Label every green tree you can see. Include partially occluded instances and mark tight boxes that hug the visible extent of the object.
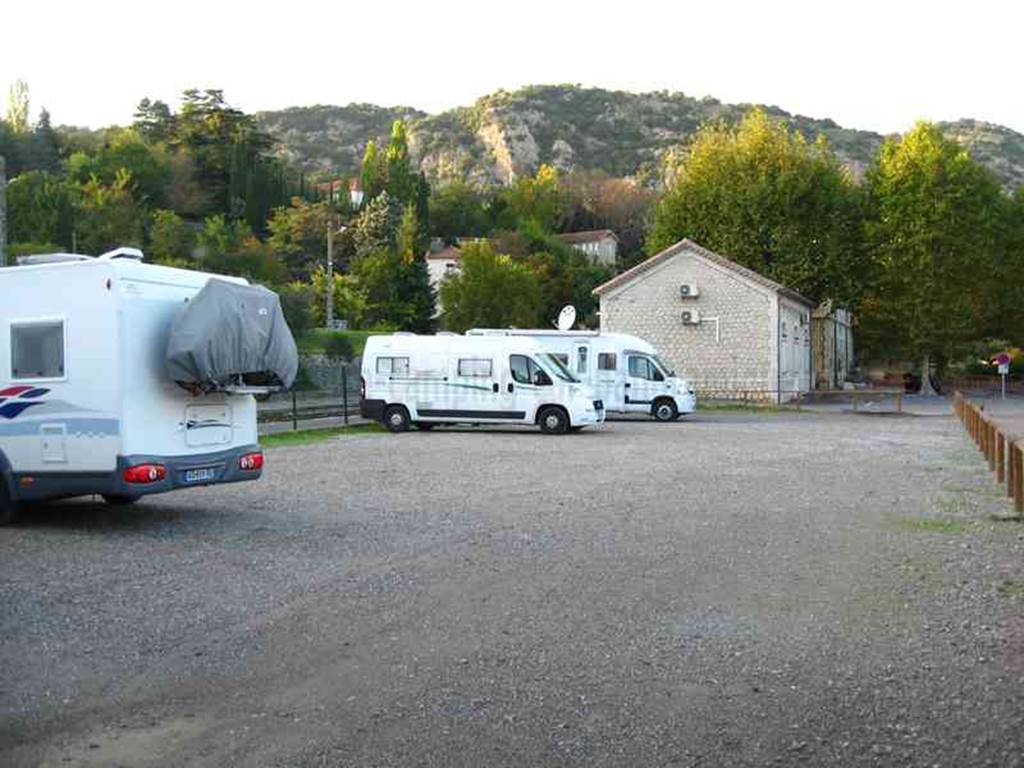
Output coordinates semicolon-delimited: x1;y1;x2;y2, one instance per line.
5;80;30;134
66;128;172;207
648;108;865;303
5;170;75;248
197;214;287;283
439;241;542;331
75;170;145;255
310;266;367;328
266;197;334;279
360;140;385;200
429;181;490;241
860;122;1008;389
385;120;415;203
276;282;317;337
351;248;435;332
148;209;195;265
351;190;402;260
502;164;567;232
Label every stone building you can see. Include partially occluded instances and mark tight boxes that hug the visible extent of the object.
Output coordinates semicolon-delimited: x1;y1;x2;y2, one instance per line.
555;229;618;266
593;239;814;402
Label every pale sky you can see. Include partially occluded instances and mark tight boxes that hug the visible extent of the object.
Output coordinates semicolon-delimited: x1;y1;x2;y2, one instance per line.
2;0;1020;134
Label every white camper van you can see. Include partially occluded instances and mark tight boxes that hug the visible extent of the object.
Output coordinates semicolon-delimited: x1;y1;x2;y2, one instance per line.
467;329;696;421
0;249;298;523
360;334;606;434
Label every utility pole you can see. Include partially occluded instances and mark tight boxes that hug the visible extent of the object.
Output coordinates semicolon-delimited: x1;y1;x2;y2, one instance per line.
325;220;347;329
0;155;7;267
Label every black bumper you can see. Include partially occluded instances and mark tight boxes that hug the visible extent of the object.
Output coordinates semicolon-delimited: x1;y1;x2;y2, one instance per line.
360;398;386;422
12;444;263;502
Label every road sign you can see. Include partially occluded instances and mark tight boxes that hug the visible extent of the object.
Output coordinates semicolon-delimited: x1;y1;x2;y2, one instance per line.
996;352;1011;366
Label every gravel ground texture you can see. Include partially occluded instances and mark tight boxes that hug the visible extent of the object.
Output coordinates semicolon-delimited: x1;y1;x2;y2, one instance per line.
1;411;1023;767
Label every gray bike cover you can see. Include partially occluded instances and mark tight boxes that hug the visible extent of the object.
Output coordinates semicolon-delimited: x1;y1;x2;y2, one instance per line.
165;279;298;391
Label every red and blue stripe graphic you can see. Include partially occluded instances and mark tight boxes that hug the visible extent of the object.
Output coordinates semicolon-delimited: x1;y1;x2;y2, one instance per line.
0;386;50;419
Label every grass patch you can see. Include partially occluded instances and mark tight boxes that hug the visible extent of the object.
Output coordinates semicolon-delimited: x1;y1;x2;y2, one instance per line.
260;422;384;448
890;516;968;534
699;402;793;414
996;579;1024;597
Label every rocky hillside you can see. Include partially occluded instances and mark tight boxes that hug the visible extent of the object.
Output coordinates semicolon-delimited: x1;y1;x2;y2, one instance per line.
255;85;1024;189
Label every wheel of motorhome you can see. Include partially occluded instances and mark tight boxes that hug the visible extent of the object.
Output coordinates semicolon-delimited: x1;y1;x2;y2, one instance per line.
653;398;678;422
0;247;298;512
0;478;19;525
384;405;411;433
360;334;605;434
538;406;569;435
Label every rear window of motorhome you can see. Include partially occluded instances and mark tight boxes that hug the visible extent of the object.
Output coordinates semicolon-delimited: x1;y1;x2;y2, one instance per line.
11;320;65;379
457;359;492;377
598;353;617;371
376;356;410;376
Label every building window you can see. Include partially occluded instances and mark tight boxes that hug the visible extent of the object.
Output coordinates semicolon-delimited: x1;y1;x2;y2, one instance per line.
11;320;65;379
457;358;492;377
376;356;410;376
598;352;617;371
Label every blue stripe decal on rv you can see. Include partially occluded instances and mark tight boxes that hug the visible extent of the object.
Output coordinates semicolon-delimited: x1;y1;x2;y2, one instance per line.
0;418;120;437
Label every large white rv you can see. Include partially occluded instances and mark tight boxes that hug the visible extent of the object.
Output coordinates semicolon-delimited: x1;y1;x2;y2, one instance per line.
360;334;606;434
0;249;298;523
466;329;696;421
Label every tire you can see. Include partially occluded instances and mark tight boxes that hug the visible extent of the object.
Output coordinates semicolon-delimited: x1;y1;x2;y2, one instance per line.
384;405;411;433
652;399;678;422
538;406;569;435
102;494;141;506
413;422;435;431
0;478;19;526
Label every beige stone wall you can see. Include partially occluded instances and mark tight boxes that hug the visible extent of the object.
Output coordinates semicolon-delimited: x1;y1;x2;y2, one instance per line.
599;253;780;400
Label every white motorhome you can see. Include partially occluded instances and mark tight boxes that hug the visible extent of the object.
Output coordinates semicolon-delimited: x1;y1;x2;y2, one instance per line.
360;334;606;434
466;329;696;421
0;249;298;523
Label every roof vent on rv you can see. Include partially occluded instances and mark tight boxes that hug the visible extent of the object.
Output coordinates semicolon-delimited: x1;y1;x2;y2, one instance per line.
98;247;144;261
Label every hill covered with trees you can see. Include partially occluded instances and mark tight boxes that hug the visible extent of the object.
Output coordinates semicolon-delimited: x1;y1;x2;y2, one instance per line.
254;84;1024;189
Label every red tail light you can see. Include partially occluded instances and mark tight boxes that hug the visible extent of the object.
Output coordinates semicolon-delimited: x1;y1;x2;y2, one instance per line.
123;463;166;484
239;452;263;471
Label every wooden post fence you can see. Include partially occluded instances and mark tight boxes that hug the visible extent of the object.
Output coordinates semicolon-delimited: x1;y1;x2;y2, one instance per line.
954;390;1023;518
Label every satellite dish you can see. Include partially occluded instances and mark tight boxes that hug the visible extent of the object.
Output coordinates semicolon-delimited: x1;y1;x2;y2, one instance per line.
556;305;577;331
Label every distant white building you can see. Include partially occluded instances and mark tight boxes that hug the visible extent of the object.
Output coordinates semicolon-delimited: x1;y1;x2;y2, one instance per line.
556;229;618;266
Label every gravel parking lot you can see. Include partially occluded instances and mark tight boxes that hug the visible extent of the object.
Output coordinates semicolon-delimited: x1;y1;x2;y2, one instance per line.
2;411;1023;767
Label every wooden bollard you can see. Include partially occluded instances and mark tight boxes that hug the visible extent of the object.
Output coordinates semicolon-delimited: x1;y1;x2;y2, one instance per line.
996;431;1005;484
1015;443;1024;515
989;423;996;470
1010;439;1017;498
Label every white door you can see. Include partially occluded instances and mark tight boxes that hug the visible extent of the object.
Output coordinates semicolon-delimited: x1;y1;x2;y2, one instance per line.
594;350;624;411
625;354;665;413
503;354;554;422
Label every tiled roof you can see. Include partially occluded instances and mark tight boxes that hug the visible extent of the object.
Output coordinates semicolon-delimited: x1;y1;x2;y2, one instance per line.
555;229;618;244
591;239;813;305
425;245;462;261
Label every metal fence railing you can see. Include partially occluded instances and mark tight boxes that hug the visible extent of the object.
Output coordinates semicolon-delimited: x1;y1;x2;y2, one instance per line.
257;361;361;431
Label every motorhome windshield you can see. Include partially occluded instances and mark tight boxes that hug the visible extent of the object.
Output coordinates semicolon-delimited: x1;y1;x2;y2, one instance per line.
652;355;675;377
543;353;580;383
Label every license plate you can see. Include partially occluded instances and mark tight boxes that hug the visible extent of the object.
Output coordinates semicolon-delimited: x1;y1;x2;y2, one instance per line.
183;467;218;484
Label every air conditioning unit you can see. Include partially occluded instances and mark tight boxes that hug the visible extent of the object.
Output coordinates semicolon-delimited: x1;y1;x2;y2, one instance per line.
681;309;701;325
679;282;699;298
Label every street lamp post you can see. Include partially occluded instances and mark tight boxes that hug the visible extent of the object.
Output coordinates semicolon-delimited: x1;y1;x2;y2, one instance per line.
325;221;347;329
